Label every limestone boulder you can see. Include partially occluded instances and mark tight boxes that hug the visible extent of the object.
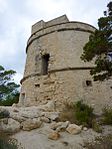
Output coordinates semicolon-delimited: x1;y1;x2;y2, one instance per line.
38;101;56;112
19;110;40;119
0;118;20;133
12;108;19;112
50;121;70;132
21;118;42;131
50;122;63;130
0;118;8;124
12;103;18;108
83;127;88;131
48;131;60;140
10;113;27;123
40;116;50;123
42;112;59;121
66;124;81;135
9;106;41;121
56;121;70;132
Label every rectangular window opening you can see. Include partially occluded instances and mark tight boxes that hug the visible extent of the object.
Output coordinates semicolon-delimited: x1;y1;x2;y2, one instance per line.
35;84;40;87
41;54;50;75
21;93;25;105
86;80;92;87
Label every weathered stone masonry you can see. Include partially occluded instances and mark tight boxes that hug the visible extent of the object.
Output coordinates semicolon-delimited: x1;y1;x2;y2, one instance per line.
19;15;112;113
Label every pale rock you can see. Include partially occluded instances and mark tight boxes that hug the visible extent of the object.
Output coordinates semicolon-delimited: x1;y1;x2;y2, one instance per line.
1;118;8;124
83;127;88;131
13;108;19;112
38;101;56;112
56;127;64;132
61;121;70;128
50;122;63;130
12;103;18;108
56;121;70;132
50;121;70;131
10;113;27;123
50;122;57;130
8;107;41;122
43;112;59;121
21;118;42;131
40;116;50;123
66;124;81;135
0;118;20;133
19;111;40;119
48;131;60;140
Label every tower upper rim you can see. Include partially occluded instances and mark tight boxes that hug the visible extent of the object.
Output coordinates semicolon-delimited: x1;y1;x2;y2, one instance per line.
26;21;96;53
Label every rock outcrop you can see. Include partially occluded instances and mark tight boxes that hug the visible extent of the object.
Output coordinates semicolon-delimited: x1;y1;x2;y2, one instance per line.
0;106;82;135
21;118;42;131
0;118;20;133
0;106;112;149
66;124;82;135
48;131;60;140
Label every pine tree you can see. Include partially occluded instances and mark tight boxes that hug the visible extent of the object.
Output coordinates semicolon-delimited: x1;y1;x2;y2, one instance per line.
81;2;112;81
0;65;19;100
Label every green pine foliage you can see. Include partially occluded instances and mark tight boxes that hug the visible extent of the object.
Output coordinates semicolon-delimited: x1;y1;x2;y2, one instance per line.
0;65;20;105
0;92;19;106
81;2;112;81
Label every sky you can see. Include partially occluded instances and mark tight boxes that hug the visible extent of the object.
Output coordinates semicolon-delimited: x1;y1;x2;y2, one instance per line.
0;0;110;84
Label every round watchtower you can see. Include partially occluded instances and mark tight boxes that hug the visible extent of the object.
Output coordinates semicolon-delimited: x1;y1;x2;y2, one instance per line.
19;15;112;112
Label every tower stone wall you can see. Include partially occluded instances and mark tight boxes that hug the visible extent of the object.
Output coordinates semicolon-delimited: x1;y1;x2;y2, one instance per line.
19;15;112;113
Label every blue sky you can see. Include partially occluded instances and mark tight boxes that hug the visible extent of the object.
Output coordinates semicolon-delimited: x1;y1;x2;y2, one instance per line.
0;0;110;84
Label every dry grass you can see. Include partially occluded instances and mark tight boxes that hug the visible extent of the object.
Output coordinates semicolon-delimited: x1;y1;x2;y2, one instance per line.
84;134;112;149
58;102;77;123
102;107;112;125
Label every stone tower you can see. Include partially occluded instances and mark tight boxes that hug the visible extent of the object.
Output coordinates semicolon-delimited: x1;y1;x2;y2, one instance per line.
19;15;112;112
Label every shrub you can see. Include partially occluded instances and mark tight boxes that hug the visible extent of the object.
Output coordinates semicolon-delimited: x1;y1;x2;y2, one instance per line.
102;107;112;125
0;138;18;149
75;101;94;127
92;119;102;133
0;134;24;149
59;100;94;127
0;135;18;149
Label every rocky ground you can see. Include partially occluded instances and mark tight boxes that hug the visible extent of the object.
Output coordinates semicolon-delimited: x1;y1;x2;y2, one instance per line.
0;101;112;149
